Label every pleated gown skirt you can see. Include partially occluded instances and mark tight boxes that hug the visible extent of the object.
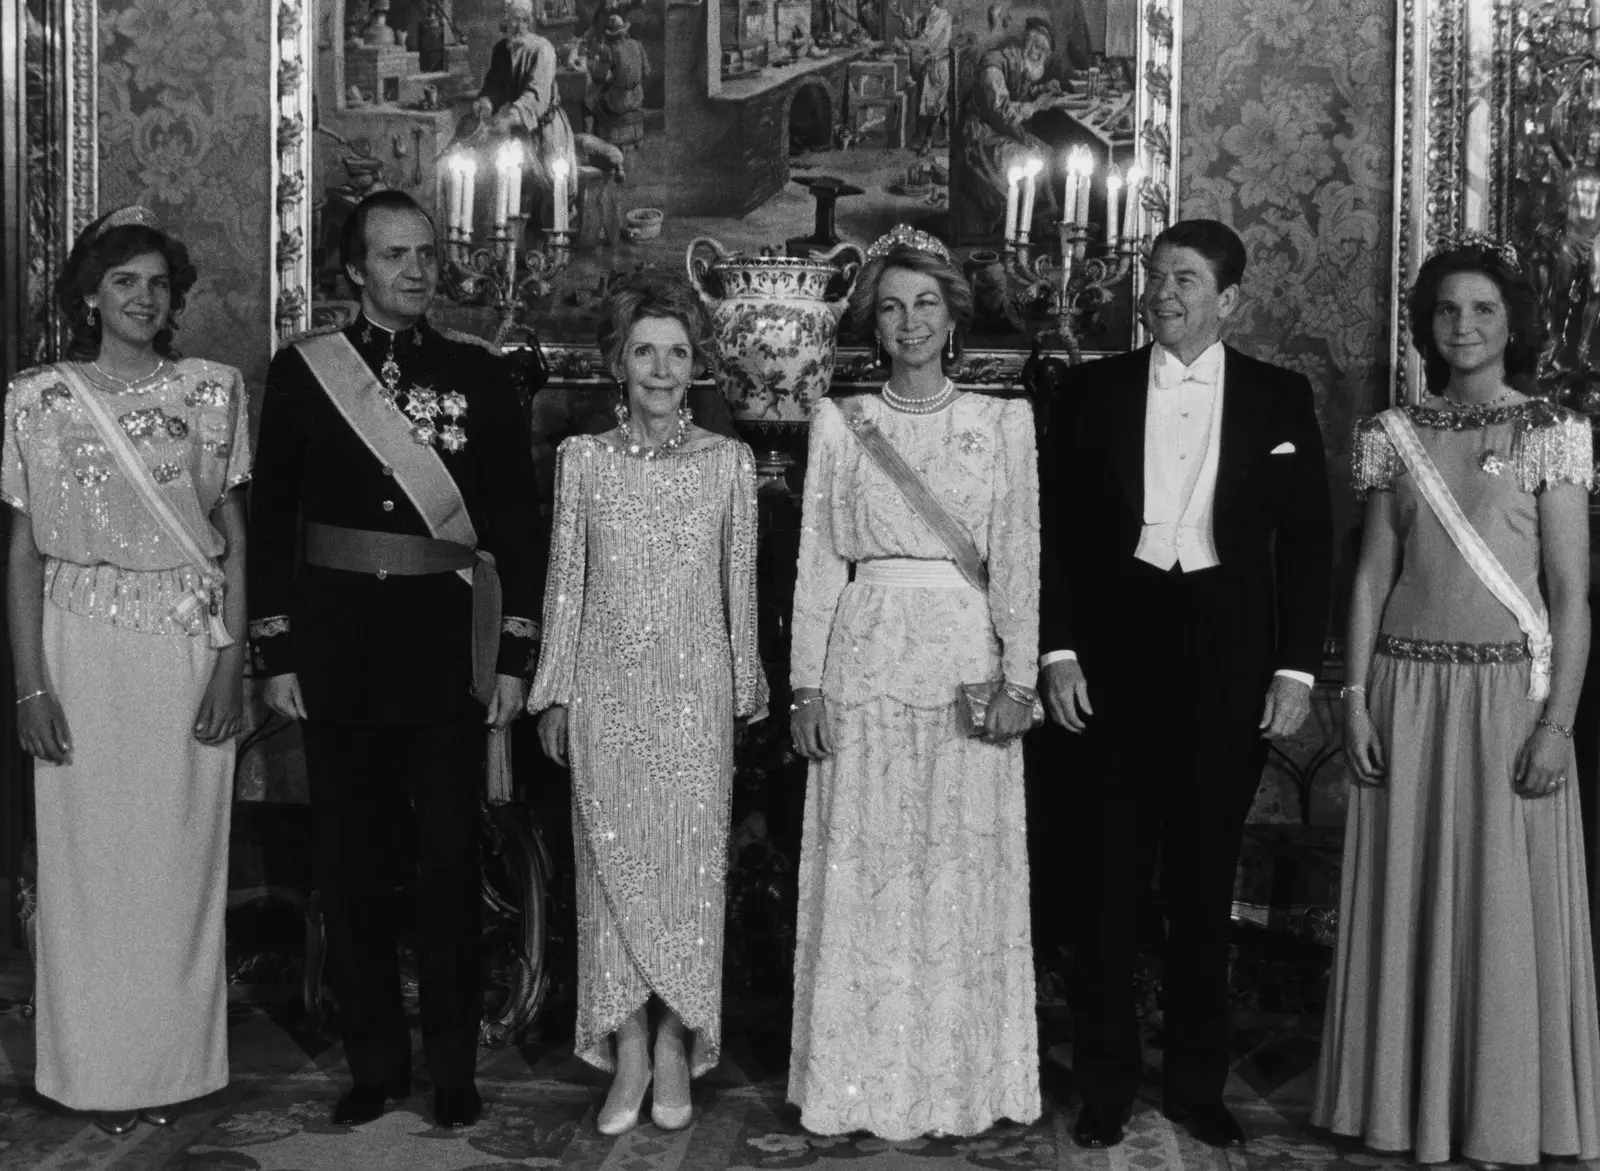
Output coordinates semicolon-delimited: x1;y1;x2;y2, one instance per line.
1312;652;1600;1164
32;602;233;1110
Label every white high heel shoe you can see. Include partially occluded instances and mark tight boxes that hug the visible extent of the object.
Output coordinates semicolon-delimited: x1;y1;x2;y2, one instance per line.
597;1066;652;1137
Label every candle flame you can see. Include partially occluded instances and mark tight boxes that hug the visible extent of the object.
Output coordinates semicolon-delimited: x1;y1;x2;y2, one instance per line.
552;158;570;180
449;152;477;178
495;140;524;168
1125;163;1144;186
1106;172;1123;191
1007;164;1024;183
1023;155;1044;178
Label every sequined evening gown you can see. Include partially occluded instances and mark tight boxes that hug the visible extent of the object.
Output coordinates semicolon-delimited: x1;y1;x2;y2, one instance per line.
1;359;251;1109
1313;400;1600;1164
529;433;767;1076
787;392;1042;1139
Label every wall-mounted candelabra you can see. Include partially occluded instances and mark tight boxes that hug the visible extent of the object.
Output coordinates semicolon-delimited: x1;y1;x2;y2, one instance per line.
438;139;572;345
1000;145;1154;362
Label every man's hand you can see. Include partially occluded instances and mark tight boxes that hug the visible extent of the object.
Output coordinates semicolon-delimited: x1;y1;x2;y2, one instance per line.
484;673;527;732
1042;658;1092;733
263;672;308;721
1259;675;1311;739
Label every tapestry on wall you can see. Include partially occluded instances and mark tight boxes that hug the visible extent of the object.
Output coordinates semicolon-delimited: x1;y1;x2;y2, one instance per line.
98;0;272;392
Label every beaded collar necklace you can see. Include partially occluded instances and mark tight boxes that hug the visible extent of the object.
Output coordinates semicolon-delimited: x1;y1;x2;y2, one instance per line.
613;405;694;459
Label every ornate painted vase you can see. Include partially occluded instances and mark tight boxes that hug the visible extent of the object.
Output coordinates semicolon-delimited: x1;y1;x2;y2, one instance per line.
685;238;864;423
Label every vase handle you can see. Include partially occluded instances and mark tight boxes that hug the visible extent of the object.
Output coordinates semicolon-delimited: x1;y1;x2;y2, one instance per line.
685;236;730;300
824;242;866;311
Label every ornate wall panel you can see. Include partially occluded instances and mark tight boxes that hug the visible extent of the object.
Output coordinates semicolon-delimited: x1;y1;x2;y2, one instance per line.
98;0;274;390
1178;0;1395;521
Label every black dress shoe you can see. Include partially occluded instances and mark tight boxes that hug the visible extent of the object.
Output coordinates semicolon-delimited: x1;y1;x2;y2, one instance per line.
332;1077;411;1126
1163;1102;1245;1148
434;1084;482;1129
1074;1101;1132;1149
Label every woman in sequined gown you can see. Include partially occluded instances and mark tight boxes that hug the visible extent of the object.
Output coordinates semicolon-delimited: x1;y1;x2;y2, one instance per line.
3;209;250;1131
1313;241;1600;1165
787;227;1042;1139
529;273;767;1135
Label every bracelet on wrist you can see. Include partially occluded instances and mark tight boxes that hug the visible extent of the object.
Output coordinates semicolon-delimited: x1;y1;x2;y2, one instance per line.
14;689;46;706
1340;685;1367;702
1537;716;1576;739
789;694;824;712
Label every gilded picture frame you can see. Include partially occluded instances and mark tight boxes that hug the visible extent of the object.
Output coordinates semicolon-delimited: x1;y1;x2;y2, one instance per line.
271;0;1181;386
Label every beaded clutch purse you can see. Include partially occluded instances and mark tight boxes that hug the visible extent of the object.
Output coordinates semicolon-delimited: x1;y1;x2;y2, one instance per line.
955;682;1046;738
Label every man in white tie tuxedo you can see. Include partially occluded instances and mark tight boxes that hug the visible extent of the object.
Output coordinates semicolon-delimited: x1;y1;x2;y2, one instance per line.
1037;220;1332;1150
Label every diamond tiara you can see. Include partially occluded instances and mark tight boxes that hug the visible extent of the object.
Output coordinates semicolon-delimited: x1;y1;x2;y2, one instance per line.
866;223;952;263
93;205;162;238
1435;230;1521;271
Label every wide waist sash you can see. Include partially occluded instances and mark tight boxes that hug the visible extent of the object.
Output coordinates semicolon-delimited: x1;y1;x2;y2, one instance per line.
855;557;975;590
304;522;476;577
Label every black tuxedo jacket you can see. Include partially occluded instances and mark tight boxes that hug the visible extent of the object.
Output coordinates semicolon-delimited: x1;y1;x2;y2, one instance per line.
1039;343;1332;687
247;317;543;726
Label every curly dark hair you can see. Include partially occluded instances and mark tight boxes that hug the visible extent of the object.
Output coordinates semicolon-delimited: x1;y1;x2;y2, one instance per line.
846;244;975;370
594;270;719;384
56;215;198;360
1408;243;1543;392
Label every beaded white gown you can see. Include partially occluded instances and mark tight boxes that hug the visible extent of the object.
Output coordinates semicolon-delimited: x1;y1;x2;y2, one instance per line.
529;433;767;1075
2;359;250;1109
787;392;1041;1139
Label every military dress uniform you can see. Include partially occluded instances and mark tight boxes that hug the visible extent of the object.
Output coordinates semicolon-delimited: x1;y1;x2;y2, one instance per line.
247;314;541;1093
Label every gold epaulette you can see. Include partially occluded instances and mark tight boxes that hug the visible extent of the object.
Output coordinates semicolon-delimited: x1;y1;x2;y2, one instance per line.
432;323;503;355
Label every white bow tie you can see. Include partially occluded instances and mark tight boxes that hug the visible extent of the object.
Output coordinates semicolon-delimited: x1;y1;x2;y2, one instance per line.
1152;363;1213;391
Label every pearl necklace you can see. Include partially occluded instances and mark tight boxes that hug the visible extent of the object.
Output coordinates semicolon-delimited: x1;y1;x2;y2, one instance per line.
882;377;959;414
619;406;694;460
88;356;167;394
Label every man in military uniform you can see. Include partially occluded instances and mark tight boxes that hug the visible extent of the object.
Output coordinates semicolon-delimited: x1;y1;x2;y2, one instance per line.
248;190;541;1130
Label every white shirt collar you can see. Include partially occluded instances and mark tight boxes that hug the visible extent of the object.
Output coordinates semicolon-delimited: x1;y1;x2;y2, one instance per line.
1150;341;1225;390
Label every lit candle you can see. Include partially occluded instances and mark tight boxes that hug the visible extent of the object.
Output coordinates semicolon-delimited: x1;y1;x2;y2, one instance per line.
552;157;571;236
1105;170;1122;247
1061;153;1078;230
1122;164;1143;241
1019;156;1043;240
1004;165;1022;242
1073;148;1093;231
493;141;521;230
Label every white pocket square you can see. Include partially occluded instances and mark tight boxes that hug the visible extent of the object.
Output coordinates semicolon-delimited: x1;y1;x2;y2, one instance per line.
1270;441;1296;455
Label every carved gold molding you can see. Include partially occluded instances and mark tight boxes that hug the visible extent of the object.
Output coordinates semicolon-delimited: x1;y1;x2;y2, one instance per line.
271;0;314;347
68;0;97;238
1133;0;1180;346
1390;0;1498;402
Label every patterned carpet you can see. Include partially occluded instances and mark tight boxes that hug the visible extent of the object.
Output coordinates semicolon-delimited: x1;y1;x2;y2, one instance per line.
0;980;1573;1171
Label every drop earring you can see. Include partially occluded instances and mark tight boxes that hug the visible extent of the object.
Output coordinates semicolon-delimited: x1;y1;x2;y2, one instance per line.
86;306;97;327
945;329;955;360
876;336;887;367
613;400;630;427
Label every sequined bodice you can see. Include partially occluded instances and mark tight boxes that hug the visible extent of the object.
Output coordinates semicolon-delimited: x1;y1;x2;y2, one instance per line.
2;359;252;570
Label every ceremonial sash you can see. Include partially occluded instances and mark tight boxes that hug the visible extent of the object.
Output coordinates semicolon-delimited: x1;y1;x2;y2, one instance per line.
56;364;235;648
295;332;512;800
836;398;990;592
1378;407;1553;701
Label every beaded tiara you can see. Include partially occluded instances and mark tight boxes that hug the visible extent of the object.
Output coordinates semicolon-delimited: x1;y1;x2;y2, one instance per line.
1434;230;1521;271
866;223;952;263
93;205;162;238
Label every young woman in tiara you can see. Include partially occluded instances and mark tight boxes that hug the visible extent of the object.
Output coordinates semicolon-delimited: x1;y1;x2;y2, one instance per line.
787;224;1042;1139
4;207;250;1133
1313;236;1600;1166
